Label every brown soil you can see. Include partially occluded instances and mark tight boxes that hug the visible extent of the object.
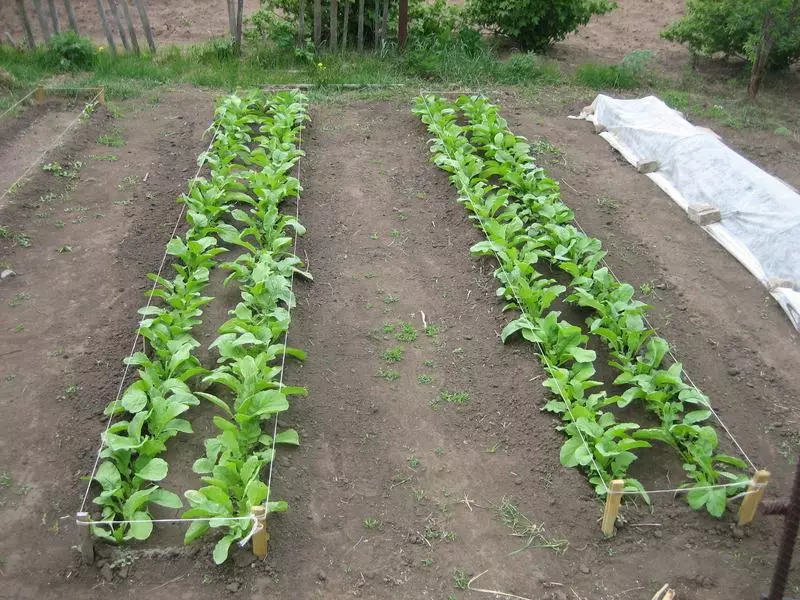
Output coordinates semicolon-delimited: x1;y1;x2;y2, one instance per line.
0;87;799;600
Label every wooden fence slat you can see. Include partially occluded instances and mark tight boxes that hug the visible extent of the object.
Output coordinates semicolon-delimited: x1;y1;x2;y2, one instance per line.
107;0;130;51
313;0;321;46
357;0;364;50
64;0;79;33
47;0;60;34
330;0;338;51
32;0;51;42
95;0;117;54
132;0;155;52
119;0;140;53
15;0;36;48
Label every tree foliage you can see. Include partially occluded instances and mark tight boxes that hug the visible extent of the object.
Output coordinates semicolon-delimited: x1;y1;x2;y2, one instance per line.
465;0;616;52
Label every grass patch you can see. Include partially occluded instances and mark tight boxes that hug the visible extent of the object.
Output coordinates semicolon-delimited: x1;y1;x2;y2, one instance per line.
376;368;400;381
97;126;125;147
395;322;417;342
494;496;569;554
575;50;655;90
381;346;405;363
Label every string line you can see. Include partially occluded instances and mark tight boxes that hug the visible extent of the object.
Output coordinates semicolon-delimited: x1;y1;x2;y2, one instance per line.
0;88;37;120
78;121;222;513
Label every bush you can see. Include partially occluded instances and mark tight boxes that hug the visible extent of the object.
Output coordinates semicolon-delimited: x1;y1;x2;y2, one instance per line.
45;32;97;71
466;0;616;51
575;50;655;89
662;0;800;71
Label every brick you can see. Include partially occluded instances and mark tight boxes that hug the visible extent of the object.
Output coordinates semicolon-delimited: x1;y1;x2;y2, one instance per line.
687;203;721;226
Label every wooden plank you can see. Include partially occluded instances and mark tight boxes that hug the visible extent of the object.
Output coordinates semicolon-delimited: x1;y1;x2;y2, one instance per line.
119;0;140;54
32;0;51;42
341;0;350;50
601;479;624;537
64;0;80;33
107;0;130;52
15;0;36;49
94;0;117;54
329;0;338;51
357;0;364;50
132;0;156;52
738;469;770;526
313;0;321;46
47;0;60;34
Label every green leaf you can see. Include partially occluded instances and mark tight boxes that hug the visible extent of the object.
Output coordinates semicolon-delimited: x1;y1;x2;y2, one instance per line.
150;489;183;509
121;386;148;413
684;409;712;424
568;347;596;363
128;511;153;540
213;534;236;565
274;429;300;446
184;520;210;544
136;458;169;482
197;392;233;417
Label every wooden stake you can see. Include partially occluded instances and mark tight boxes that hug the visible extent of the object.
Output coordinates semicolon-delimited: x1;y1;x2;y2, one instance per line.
76;512;94;564
329;0;338;51
119;0;140;54
313;0;321;46
33;0;51;42
341;0;350;50
95;0;117;55
35;86;45;104
601;479;624;537
97;87;106;105
357;0;364;50
132;0;156;52
47;0;60;34
251;505;268;558
64;0;79;33
298;0;306;42
15;0;36;49
107;0;130;52
738;469;770;526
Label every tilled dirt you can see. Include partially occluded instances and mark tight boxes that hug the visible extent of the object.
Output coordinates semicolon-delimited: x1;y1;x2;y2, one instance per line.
0;89;798;600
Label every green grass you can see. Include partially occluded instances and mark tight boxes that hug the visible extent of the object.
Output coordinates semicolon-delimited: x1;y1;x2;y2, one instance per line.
376;368;400;381
97;126;125;147
395;322;417;342
381;346;405;363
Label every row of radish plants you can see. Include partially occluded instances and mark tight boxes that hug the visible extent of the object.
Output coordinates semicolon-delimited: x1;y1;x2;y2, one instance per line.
413;94;750;517
91;89;310;562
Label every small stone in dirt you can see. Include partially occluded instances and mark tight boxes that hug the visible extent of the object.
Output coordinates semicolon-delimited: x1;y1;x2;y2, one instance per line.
1;269;16;280
727;367;740;376
653;530;662;539
316;569;327;581
226;581;241;593
731;525;745;539
579;564;590;575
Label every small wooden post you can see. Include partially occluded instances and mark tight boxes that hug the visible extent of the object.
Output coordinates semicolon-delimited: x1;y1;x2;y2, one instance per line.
76;512;94;564
33;0;51;42
251;505;268;558
132;0;156;52
47;0;60;34
357;0;364;50
64;0;80;33
95;0;117;54
601;479;624;537
738;469;771;526
107;0;130;52
119;0;140;54
313;0;321;46
298;0;306;42
341;0;350;50
35;86;45;104
15;0;36;49
97;87;106;105
329;0;338;51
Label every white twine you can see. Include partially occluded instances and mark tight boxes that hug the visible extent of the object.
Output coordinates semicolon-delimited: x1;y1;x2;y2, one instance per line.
0;88;37;120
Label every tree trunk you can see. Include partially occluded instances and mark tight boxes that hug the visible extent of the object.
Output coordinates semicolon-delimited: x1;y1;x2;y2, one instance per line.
95;0;117;54
380;0;388;43
226;0;235;38
373;0;380;47
342;0;350;50
64;0;79;33
132;0;155;52
298;0;306;42
330;0;338;51
313;0;321;46
107;0;130;51
15;0;36;48
357;0;364;50
119;0;140;53
47;0;60;34
748;10;774;100
32;0;51;42
398;0;407;48
234;0;244;54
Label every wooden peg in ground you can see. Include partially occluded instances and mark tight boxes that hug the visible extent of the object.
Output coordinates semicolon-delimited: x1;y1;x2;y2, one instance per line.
651;584;676;600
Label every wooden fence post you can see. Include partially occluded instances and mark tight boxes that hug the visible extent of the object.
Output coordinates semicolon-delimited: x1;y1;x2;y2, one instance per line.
76;512;94;564
341;0;350;50
64;0;79;33
35;86;45;104
132;0;155;52
97;87;106;105
32;0;51;42
329;0;338;51
15;0;36;49
47;0;60;34
357;0;364;50
313;0;321;46
298;0;306;42
738;470;771;526
601;479;624;537
251;505;268;558
107;0;130;52
119;0;140;54
95;0;117;54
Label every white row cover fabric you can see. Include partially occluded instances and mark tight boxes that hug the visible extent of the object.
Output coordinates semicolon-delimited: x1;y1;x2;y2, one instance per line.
576;94;800;330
